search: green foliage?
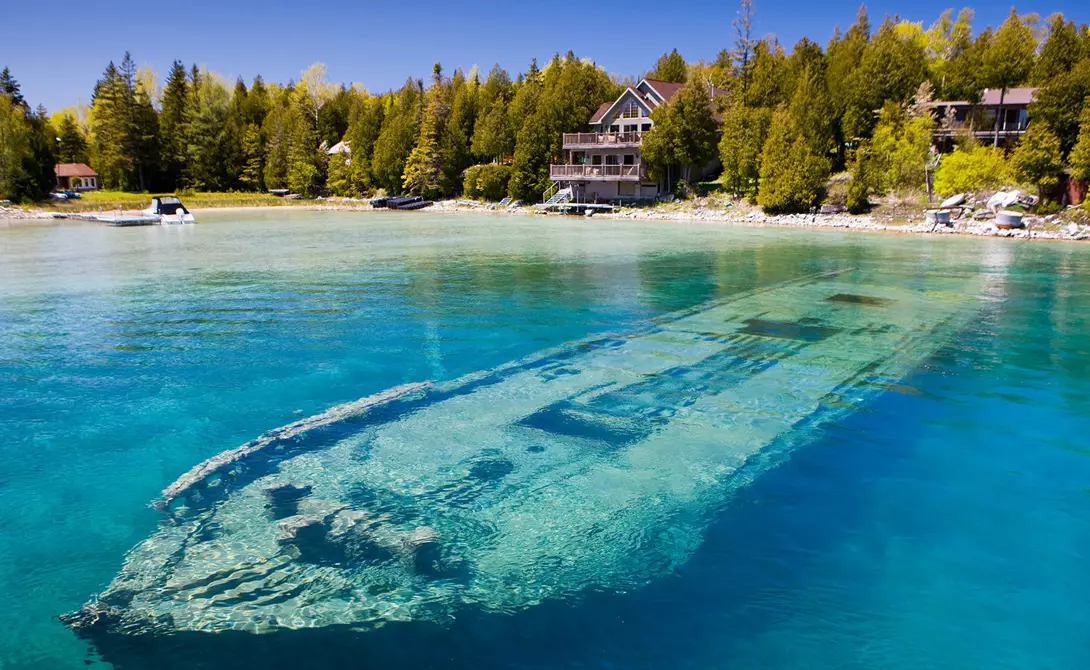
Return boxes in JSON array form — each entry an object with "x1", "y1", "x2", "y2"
[
  {"x1": 372, "y1": 80, "x2": 421, "y2": 194},
  {"x1": 757, "y1": 109, "x2": 832, "y2": 213},
  {"x1": 649, "y1": 49, "x2": 688, "y2": 83},
  {"x1": 1010, "y1": 123, "x2": 1064, "y2": 197},
  {"x1": 718, "y1": 104, "x2": 772, "y2": 198},
  {"x1": 641, "y1": 79, "x2": 718, "y2": 186},
  {"x1": 846, "y1": 151, "x2": 873, "y2": 214},
  {"x1": 1069, "y1": 99, "x2": 1090, "y2": 181},
  {"x1": 56, "y1": 113, "x2": 89, "y2": 164},
  {"x1": 1031, "y1": 60, "x2": 1090, "y2": 155},
  {"x1": 160, "y1": 60, "x2": 189, "y2": 188},
  {"x1": 982, "y1": 9, "x2": 1037, "y2": 92},
  {"x1": 843, "y1": 17, "x2": 929, "y2": 139},
  {"x1": 1032, "y1": 15, "x2": 1085, "y2": 85},
  {"x1": 239, "y1": 123, "x2": 264, "y2": 191},
  {"x1": 932, "y1": 146, "x2": 1011, "y2": 195},
  {"x1": 868, "y1": 100, "x2": 935, "y2": 192},
  {"x1": 462, "y1": 163, "x2": 511, "y2": 200},
  {"x1": 745, "y1": 40, "x2": 788, "y2": 108},
  {"x1": 402, "y1": 66, "x2": 448, "y2": 198}
]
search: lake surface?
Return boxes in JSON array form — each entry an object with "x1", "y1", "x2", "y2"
[{"x1": 1, "y1": 211, "x2": 1089, "y2": 669}]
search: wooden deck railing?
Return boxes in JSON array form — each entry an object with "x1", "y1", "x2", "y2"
[
  {"x1": 562, "y1": 131, "x2": 643, "y2": 147},
  {"x1": 549, "y1": 164, "x2": 645, "y2": 180}
]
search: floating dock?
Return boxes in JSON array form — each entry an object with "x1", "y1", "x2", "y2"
[{"x1": 56, "y1": 212, "x2": 161, "y2": 226}]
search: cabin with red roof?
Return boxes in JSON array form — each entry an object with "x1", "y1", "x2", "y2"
[
  {"x1": 549, "y1": 79, "x2": 686, "y2": 203},
  {"x1": 54, "y1": 163, "x2": 100, "y2": 191}
]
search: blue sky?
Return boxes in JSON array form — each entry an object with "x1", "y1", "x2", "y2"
[{"x1": 2, "y1": 0, "x2": 1087, "y2": 112}]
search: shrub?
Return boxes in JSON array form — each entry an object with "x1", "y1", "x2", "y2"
[
  {"x1": 932, "y1": 147, "x2": 1012, "y2": 196},
  {"x1": 846, "y1": 155, "x2": 872, "y2": 214},
  {"x1": 462, "y1": 164, "x2": 512, "y2": 201},
  {"x1": 1010, "y1": 124, "x2": 1064, "y2": 198}
]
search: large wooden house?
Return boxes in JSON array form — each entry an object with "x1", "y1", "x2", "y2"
[{"x1": 549, "y1": 79, "x2": 685, "y2": 202}]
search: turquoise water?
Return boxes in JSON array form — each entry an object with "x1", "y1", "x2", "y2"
[{"x1": 1, "y1": 211, "x2": 1089, "y2": 668}]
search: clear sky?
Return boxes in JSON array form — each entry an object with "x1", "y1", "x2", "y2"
[{"x1": 2, "y1": 0, "x2": 1087, "y2": 112}]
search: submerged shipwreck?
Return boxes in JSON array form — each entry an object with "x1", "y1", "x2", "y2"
[{"x1": 64, "y1": 268, "x2": 984, "y2": 637}]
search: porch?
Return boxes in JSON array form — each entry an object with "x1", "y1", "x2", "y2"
[
  {"x1": 562, "y1": 131, "x2": 644, "y2": 149},
  {"x1": 549, "y1": 164, "x2": 646, "y2": 181}
]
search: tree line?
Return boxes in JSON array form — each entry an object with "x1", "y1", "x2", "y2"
[{"x1": 3, "y1": 3, "x2": 1090, "y2": 211}]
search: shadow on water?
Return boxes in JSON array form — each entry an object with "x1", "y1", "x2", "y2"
[{"x1": 80, "y1": 323, "x2": 979, "y2": 670}]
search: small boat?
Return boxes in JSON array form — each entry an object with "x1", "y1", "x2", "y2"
[
  {"x1": 63, "y1": 268, "x2": 987, "y2": 639},
  {"x1": 144, "y1": 196, "x2": 195, "y2": 225},
  {"x1": 370, "y1": 196, "x2": 389, "y2": 208},
  {"x1": 995, "y1": 210, "x2": 1025, "y2": 230}
]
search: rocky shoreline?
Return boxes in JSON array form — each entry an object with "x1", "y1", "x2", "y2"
[{"x1": 6, "y1": 199, "x2": 1090, "y2": 242}]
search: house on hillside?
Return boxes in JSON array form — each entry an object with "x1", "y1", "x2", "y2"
[
  {"x1": 929, "y1": 87, "x2": 1037, "y2": 150},
  {"x1": 54, "y1": 163, "x2": 99, "y2": 191},
  {"x1": 549, "y1": 78, "x2": 692, "y2": 202}
]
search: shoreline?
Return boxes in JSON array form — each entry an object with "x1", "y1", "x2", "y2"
[{"x1": 4, "y1": 199, "x2": 1089, "y2": 243}]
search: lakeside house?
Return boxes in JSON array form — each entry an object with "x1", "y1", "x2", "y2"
[
  {"x1": 54, "y1": 163, "x2": 99, "y2": 191},
  {"x1": 929, "y1": 87, "x2": 1037, "y2": 150},
  {"x1": 548, "y1": 79, "x2": 688, "y2": 203}
]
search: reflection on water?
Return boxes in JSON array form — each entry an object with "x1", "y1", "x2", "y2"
[{"x1": 2, "y1": 212, "x2": 1090, "y2": 669}]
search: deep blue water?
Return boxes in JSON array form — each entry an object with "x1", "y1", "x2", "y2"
[{"x1": 1, "y1": 211, "x2": 1089, "y2": 669}]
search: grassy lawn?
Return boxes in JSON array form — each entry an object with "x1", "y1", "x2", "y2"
[{"x1": 44, "y1": 191, "x2": 306, "y2": 211}]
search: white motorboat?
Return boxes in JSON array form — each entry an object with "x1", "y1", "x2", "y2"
[{"x1": 145, "y1": 196, "x2": 195, "y2": 224}]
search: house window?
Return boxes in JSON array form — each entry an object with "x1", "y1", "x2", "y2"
[
  {"x1": 610, "y1": 124, "x2": 620, "y2": 132},
  {"x1": 641, "y1": 123, "x2": 651, "y2": 132},
  {"x1": 621, "y1": 101, "x2": 641, "y2": 118},
  {"x1": 624, "y1": 125, "x2": 637, "y2": 133},
  {"x1": 604, "y1": 155, "x2": 619, "y2": 165},
  {"x1": 591, "y1": 154, "x2": 602, "y2": 165},
  {"x1": 623, "y1": 154, "x2": 635, "y2": 165}
]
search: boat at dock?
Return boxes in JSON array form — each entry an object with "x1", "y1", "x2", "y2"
[
  {"x1": 145, "y1": 196, "x2": 195, "y2": 224},
  {"x1": 60, "y1": 196, "x2": 195, "y2": 226},
  {"x1": 63, "y1": 268, "x2": 986, "y2": 638},
  {"x1": 371, "y1": 195, "x2": 433, "y2": 210}
]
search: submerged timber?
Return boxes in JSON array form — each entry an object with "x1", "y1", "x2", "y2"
[{"x1": 64, "y1": 267, "x2": 987, "y2": 637}]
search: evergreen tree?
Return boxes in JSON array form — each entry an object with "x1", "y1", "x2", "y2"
[
  {"x1": 262, "y1": 93, "x2": 291, "y2": 190},
  {"x1": 0, "y1": 96, "x2": 29, "y2": 199},
  {"x1": 826, "y1": 5, "x2": 870, "y2": 117},
  {"x1": 649, "y1": 49, "x2": 688, "y2": 83},
  {"x1": 403, "y1": 64, "x2": 449, "y2": 197},
  {"x1": 757, "y1": 108, "x2": 831, "y2": 213},
  {"x1": 843, "y1": 17, "x2": 927, "y2": 140},
  {"x1": 372, "y1": 80, "x2": 421, "y2": 193},
  {"x1": 56, "y1": 113, "x2": 89, "y2": 164},
  {"x1": 160, "y1": 60, "x2": 189, "y2": 189},
  {"x1": 182, "y1": 69, "x2": 234, "y2": 190},
  {"x1": 239, "y1": 123, "x2": 265, "y2": 191},
  {"x1": 0, "y1": 67, "x2": 26, "y2": 108},
  {"x1": 1030, "y1": 60, "x2": 1090, "y2": 155},
  {"x1": 1069, "y1": 98, "x2": 1090, "y2": 182},
  {"x1": 17, "y1": 106, "x2": 57, "y2": 201},
  {"x1": 718, "y1": 104, "x2": 772, "y2": 198},
  {"x1": 1010, "y1": 123, "x2": 1064, "y2": 199},
  {"x1": 439, "y1": 70, "x2": 477, "y2": 193},
  {"x1": 982, "y1": 8, "x2": 1037, "y2": 146},
  {"x1": 285, "y1": 102, "x2": 320, "y2": 196},
  {"x1": 341, "y1": 93, "x2": 385, "y2": 194},
  {"x1": 641, "y1": 78, "x2": 719, "y2": 188},
  {"x1": 89, "y1": 62, "x2": 132, "y2": 189},
  {"x1": 732, "y1": 0, "x2": 757, "y2": 97},
  {"x1": 1032, "y1": 14, "x2": 1084, "y2": 85},
  {"x1": 745, "y1": 40, "x2": 789, "y2": 108}
]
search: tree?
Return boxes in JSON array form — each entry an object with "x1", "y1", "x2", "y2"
[
  {"x1": 90, "y1": 61, "x2": 132, "y2": 189},
  {"x1": 182, "y1": 69, "x2": 234, "y2": 190},
  {"x1": 649, "y1": 49, "x2": 688, "y2": 83},
  {"x1": 341, "y1": 92, "x2": 385, "y2": 194},
  {"x1": 1031, "y1": 60, "x2": 1090, "y2": 155},
  {"x1": 982, "y1": 9, "x2": 1037, "y2": 146},
  {"x1": 403, "y1": 64, "x2": 449, "y2": 198},
  {"x1": 745, "y1": 40, "x2": 788, "y2": 108},
  {"x1": 298, "y1": 63, "x2": 337, "y2": 127},
  {"x1": 757, "y1": 108, "x2": 831, "y2": 212},
  {"x1": 867, "y1": 94, "x2": 936, "y2": 193},
  {"x1": 372, "y1": 79, "x2": 421, "y2": 193},
  {"x1": 0, "y1": 67, "x2": 26, "y2": 108},
  {"x1": 843, "y1": 17, "x2": 928, "y2": 140},
  {"x1": 285, "y1": 102, "x2": 320, "y2": 196},
  {"x1": 56, "y1": 113, "x2": 89, "y2": 164},
  {"x1": 718, "y1": 104, "x2": 772, "y2": 198},
  {"x1": 1069, "y1": 99, "x2": 1090, "y2": 182},
  {"x1": 160, "y1": 60, "x2": 189, "y2": 189},
  {"x1": 440, "y1": 71, "x2": 477, "y2": 193},
  {"x1": 732, "y1": 0, "x2": 756, "y2": 97},
  {"x1": 640, "y1": 78, "x2": 718, "y2": 189},
  {"x1": 1010, "y1": 123, "x2": 1064, "y2": 198},
  {"x1": 1032, "y1": 15, "x2": 1084, "y2": 85},
  {"x1": 0, "y1": 96, "x2": 29, "y2": 200},
  {"x1": 239, "y1": 123, "x2": 264, "y2": 191},
  {"x1": 846, "y1": 147, "x2": 873, "y2": 213}
]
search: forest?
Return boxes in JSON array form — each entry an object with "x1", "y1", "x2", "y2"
[{"x1": 2, "y1": 3, "x2": 1090, "y2": 214}]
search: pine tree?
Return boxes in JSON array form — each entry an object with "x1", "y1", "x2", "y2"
[
  {"x1": 403, "y1": 65, "x2": 448, "y2": 197},
  {"x1": 56, "y1": 114, "x2": 89, "y2": 164},
  {"x1": 160, "y1": 60, "x2": 189, "y2": 189},
  {"x1": 1069, "y1": 99, "x2": 1090, "y2": 182},
  {"x1": 371, "y1": 80, "x2": 421, "y2": 193},
  {"x1": 341, "y1": 93, "x2": 385, "y2": 194},
  {"x1": 642, "y1": 79, "x2": 719, "y2": 188},
  {"x1": 0, "y1": 96, "x2": 30, "y2": 200},
  {"x1": 1010, "y1": 123, "x2": 1065, "y2": 199},
  {"x1": 285, "y1": 102, "x2": 319, "y2": 196},
  {"x1": 262, "y1": 95, "x2": 291, "y2": 190},
  {"x1": 843, "y1": 17, "x2": 928, "y2": 140},
  {"x1": 0, "y1": 67, "x2": 26, "y2": 108},
  {"x1": 746, "y1": 40, "x2": 789, "y2": 108},
  {"x1": 239, "y1": 123, "x2": 265, "y2": 191},
  {"x1": 1032, "y1": 14, "x2": 1084, "y2": 85},
  {"x1": 90, "y1": 62, "x2": 132, "y2": 189},
  {"x1": 757, "y1": 108, "x2": 832, "y2": 213},
  {"x1": 1030, "y1": 60, "x2": 1090, "y2": 155},
  {"x1": 648, "y1": 49, "x2": 688, "y2": 83},
  {"x1": 982, "y1": 9, "x2": 1037, "y2": 146},
  {"x1": 718, "y1": 104, "x2": 772, "y2": 198}
]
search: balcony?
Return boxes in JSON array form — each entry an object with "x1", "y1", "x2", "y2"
[
  {"x1": 549, "y1": 164, "x2": 646, "y2": 181},
  {"x1": 562, "y1": 131, "x2": 643, "y2": 149},
  {"x1": 933, "y1": 121, "x2": 1029, "y2": 138}
]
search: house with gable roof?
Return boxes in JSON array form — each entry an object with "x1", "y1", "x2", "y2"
[{"x1": 548, "y1": 78, "x2": 687, "y2": 202}]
